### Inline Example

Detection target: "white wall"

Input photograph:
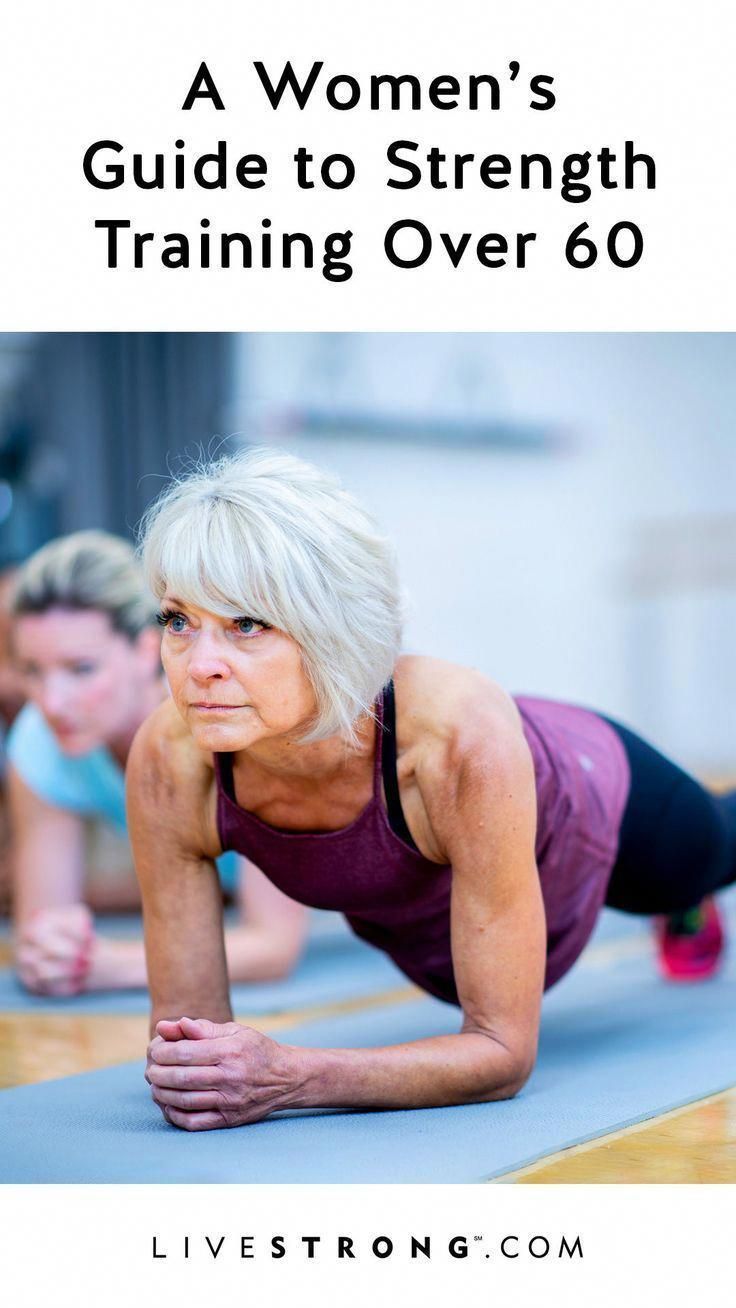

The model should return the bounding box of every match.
[233,334,736,774]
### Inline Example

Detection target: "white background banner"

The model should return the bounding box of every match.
[0,0,734,329]
[0,1183,732,1307]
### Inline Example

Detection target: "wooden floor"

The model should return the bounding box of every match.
[506,1087,736,1182]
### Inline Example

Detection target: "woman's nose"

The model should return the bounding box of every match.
[38,679,67,717]
[188,656,231,683]
[187,634,232,683]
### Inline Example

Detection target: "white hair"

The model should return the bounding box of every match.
[138,448,403,742]
[12,530,158,639]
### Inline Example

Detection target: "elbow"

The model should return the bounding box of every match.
[269,910,310,976]
[252,923,307,980]
[233,933,306,983]
[270,934,307,979]
[259,950,299,982]
[475,1058,534,1103]
[464,1030,537,1103]
[498,1056,535,1100]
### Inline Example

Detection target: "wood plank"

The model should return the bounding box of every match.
[505,1088,736,1183]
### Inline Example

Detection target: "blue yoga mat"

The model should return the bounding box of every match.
[2,924,734,1182]
[0,928,408,1016]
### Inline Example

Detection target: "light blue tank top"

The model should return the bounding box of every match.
[6,703,239,894]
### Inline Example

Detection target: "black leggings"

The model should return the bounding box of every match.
[603,717,736,915]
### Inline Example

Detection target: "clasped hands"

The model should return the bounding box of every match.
[15,904,95,995]
[146,1017,300,1131]
[15,904,144,994]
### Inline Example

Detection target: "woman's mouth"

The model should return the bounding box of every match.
[50,720,83,737]
[190,703,245,712]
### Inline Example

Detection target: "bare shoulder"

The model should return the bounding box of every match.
[394,654,538,858]
[393,654,527,763]
[128,697,210,789]
[127,699,220,855]
[390,656,535,860]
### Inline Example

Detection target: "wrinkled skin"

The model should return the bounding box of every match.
[145,1016,300,1130]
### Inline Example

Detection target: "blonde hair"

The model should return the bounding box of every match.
[138,448,403,741]
[12,530,158,639]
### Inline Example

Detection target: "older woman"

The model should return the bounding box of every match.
[8,530,306,995]
[133,449,734,1130]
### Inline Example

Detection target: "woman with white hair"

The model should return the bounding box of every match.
[8,530,306,995]
[134,449,734,1130]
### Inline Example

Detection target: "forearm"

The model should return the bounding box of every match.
[86,937,148,990]
[147,915,233,1029]
[13,858,84,922]
[145,912,234,1030]
[224,923,303,983]
[9,772,88,919]
[284,1031,529,1112]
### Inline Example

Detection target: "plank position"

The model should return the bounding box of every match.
[130,449,734,1129]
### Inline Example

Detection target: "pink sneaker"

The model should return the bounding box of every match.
[655,897,725,981]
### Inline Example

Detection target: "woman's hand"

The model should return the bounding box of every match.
[146,1016,300,1130]
[15,903,93,995]
[16,906,149,993]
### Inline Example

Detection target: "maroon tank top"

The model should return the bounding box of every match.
[215,690,630,1002]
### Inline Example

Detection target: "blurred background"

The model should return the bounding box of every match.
[0,331,733,776]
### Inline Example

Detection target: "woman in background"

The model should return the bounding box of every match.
[8,530,306,995]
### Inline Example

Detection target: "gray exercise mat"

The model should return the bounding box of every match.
[2,934,734,1183]
[0,929,409,1015]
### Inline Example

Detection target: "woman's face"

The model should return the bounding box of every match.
[14,608,159,755]
[158,595,318,753]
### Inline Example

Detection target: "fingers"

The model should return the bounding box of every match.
[177,1016,239,1040]
[16,945,88,994]
[149,1037,224,1067]
[20,975,84,998]
[50,903,94,936]
[19,958,83,986]
[155,1017,241,1040]
[145,1032,187,1072]
[146,1062,220,1091]
[151,1086,222,1112]
[154,1017,231,1042]
[155,1019,187,1041]
[18,906,94,992]
[163,1107,228,1132]
[23,905,93,947]
[18,934,85,966]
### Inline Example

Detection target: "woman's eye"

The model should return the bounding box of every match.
[157,611,188,634]
[70,662,97,676]
[236,617,259,635]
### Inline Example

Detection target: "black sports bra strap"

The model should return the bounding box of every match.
[381,679,420,852]
[215,749,236,802]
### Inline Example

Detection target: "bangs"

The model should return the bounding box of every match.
[138,448,403,743]
[146,496,284,630]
